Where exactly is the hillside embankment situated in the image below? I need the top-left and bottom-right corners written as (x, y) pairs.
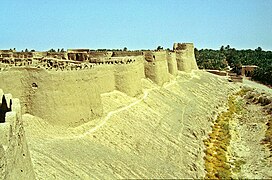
top-left (22, 71), bottom-right (243, 179)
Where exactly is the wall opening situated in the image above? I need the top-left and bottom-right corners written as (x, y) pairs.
top-left (32, 83), bottom-right (38, 89)
top-left (76, 53), bottom-right (80, 61)
top-left (76, 53), bottom-right (84, 61)
top-left (0, 95), bottom-right (11, 123)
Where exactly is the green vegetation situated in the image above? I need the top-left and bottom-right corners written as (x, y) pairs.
top-left (156, 46), bottom-right (163, 50)
top-left (48, 48), bottom-right (56, 52)
top-left (194, 48), bottom-right (228, 70)
top-left (195, 46), bottom-right (272, 85)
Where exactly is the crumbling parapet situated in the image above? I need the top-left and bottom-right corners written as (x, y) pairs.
top-left (112, 51), bottom-right (142, 57)
top-left (0, 54), bottom-right (141, 72)
top-left (144, 51), bottom-right (170, 86)
top-left (173, 43), bottom-right (198, 72)
top-left (0, 90), bottom-right (35, 179)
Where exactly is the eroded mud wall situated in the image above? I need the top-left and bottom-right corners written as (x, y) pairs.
top-left (0, 68), bottom-right (103, 126)
top-left (144, 51), bottom-right (170, 86)
top-left (0, 60), bottom-right (145, 126)
top-left (166, 52), bottom-right (178, 76)
top-left (0, 91), bottom-right (35, 179)
top-left (114, 57), bottom-right (145, 96)
top-left (27, 69), bottom-right (103, 127)
top-left (174, 43), bottom-right (198, 72)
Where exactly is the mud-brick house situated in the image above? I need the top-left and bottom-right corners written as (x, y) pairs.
top-left (241, 65), bottom-right (258, 77)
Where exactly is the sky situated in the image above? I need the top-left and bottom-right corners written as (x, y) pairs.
top-left (0, 0), bottom-right (271, 51)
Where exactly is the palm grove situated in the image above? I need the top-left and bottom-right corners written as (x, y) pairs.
top-left (195, 45), bottom-right (272, 85)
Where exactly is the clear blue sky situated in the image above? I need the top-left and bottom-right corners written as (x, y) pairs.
top-left (0, 0), bottom-right (271, 51)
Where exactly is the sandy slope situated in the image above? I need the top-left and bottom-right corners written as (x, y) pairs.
top-left (23, 71), bottom-right (239, 179)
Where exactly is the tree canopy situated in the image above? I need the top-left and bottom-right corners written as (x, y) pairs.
top-left (195, 45), bottom-right (272, 85)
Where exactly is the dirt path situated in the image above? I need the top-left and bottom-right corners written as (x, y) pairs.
top-left (78, 72), bottom-right (195, 139)
top-left (81, 88), bottom-right (154, 137)
top-left (57, 76), bottom-right (182, 140)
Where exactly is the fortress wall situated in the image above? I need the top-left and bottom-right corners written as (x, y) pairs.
top-left (174, 43), bottom-right (198, 72)
top-left (26, 69), bottom-right (103, 127)
top-left (175, 49), bottom-right (192, 72)
top-left (112, 51), bottom-right (143, 57)
top-left (114, 57), bottom-right (145, 97)
top-left (0, 61), bottom-right (144, 126)
top-left (0, 70), bottom-right (29, 113)
top-left (0, 58), bottom-right (146, 126)
top-left (0, 91), bottom-right (35, 179)
top-left (89, 52), bottom-right (108, 58)
top-left (88, 65), bottom-right (116, 94)
top-left (166, 52), bottom-right (178, 76)
top-left (32, 52), bottom-right (47, 58)
top-left (0, 68), bottom-right (104, 127)
top-left (144, 51), bottom-right (170, 86)
top-left (188, 44), bottom-right (199, 70)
